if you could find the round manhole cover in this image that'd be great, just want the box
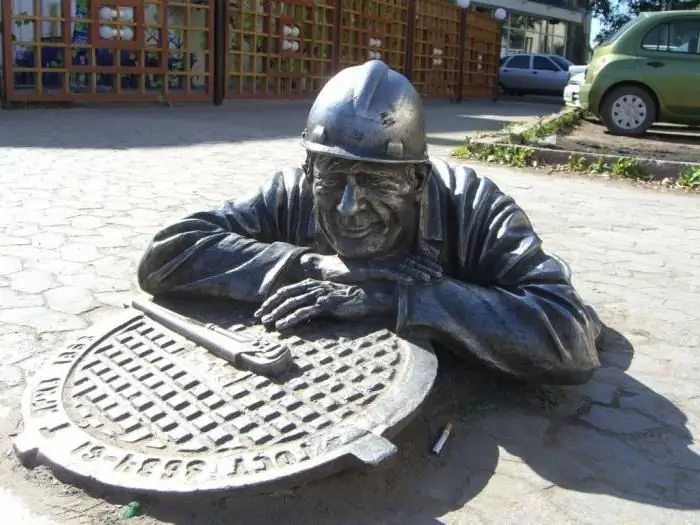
[14,297,437,495]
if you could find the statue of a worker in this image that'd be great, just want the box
[137,60,602,385]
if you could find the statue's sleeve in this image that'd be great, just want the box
[137,168,312,303]
[396,164,600,385]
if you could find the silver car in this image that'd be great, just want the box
[498,53,581,96]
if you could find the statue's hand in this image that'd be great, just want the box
[254,279,394,331]
[301,253,444,285]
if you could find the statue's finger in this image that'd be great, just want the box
[397,261,431,282]
[260,290,319,325]
[276,304,323,330]
[407,257,443,277]
[255,279,316,317]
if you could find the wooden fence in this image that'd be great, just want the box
[1,0,500,103]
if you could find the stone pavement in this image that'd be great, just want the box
[0,100,698,525]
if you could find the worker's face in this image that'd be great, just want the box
[311,155,423,259]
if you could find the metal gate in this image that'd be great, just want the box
[338,0,408,75]
[224,0,336,99]
[412,0,460,99]
[1,0,213,102]
[2,0,501,104]
[462,10,499,100]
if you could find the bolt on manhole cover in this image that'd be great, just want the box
[14,297,437,495]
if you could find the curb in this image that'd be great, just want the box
[461,139,700,182]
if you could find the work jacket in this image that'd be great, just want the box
[138,158,601,385]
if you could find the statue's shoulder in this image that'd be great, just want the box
[428,157,486,195]
[263,165,309,192]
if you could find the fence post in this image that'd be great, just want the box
[405,0,417,81]
[332,0,342,73]
[213,0,226,105]
[1,0,12,106]
[456,6,467,103]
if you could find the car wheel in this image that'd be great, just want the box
[601,85,656,136]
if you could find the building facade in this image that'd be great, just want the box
[473,0,591,63]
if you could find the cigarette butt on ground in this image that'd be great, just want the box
[431,422,453,455]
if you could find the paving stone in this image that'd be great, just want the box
[9,270,56,294]
[7,224,41,237]
[91,255,135,278]
[0,235,30,246]
[581,405,662,434]
[94,291,132,308]
[59,243,103,263]
[30,232,66,250]
[0,256,22,276]
[0,365,24,388]
[0,325,42,365]
[56,272,131,293]
[43,286,98,315]
[0,288,46,309]
[0,306,87,332]
[0,103,698,524]
[69,216,105,230]
[24,259,85,276]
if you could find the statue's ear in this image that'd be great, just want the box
[303,153,314,183]
[414,162,432,196]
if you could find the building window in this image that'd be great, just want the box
[501,13,570,58]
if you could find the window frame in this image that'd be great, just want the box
[640,19,700,55]
[503,54,532,69]
[549,55,573,70]
[533,55,561,71]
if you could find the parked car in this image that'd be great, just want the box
[563,71,586,106]
[570,10,700,136]
[498,53,584,96]
[567,64,587,81]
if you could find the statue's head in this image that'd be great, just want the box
[301,60,431,259]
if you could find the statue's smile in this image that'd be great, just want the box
[334,214,383,239]
[337,225,373,239]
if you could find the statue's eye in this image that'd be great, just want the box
[315,175,344,189]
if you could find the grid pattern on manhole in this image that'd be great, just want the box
[64,315,403,455]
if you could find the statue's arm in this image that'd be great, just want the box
[137,169,311,303]
[396,165,600,385]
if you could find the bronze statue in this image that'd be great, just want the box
[137,60,602,385]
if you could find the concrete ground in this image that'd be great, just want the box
[0,99,698,525]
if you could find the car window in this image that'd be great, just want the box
[641,19,700,54]
[499,56,509,66]
[504,55,530,69]
[533,56,560,71]
[550,55,573,70]
[600,17,639,46]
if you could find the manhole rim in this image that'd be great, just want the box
[15,306,438,495]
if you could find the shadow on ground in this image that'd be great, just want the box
[0,100,561,151]
[12,319,695,524]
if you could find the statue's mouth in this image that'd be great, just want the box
[338,226,373,239]
[335,215,380,239]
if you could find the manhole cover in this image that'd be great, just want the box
[14,297,437,495]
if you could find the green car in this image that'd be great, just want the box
[569,10,700,136]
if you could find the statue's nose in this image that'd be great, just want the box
[337,179,362,216]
